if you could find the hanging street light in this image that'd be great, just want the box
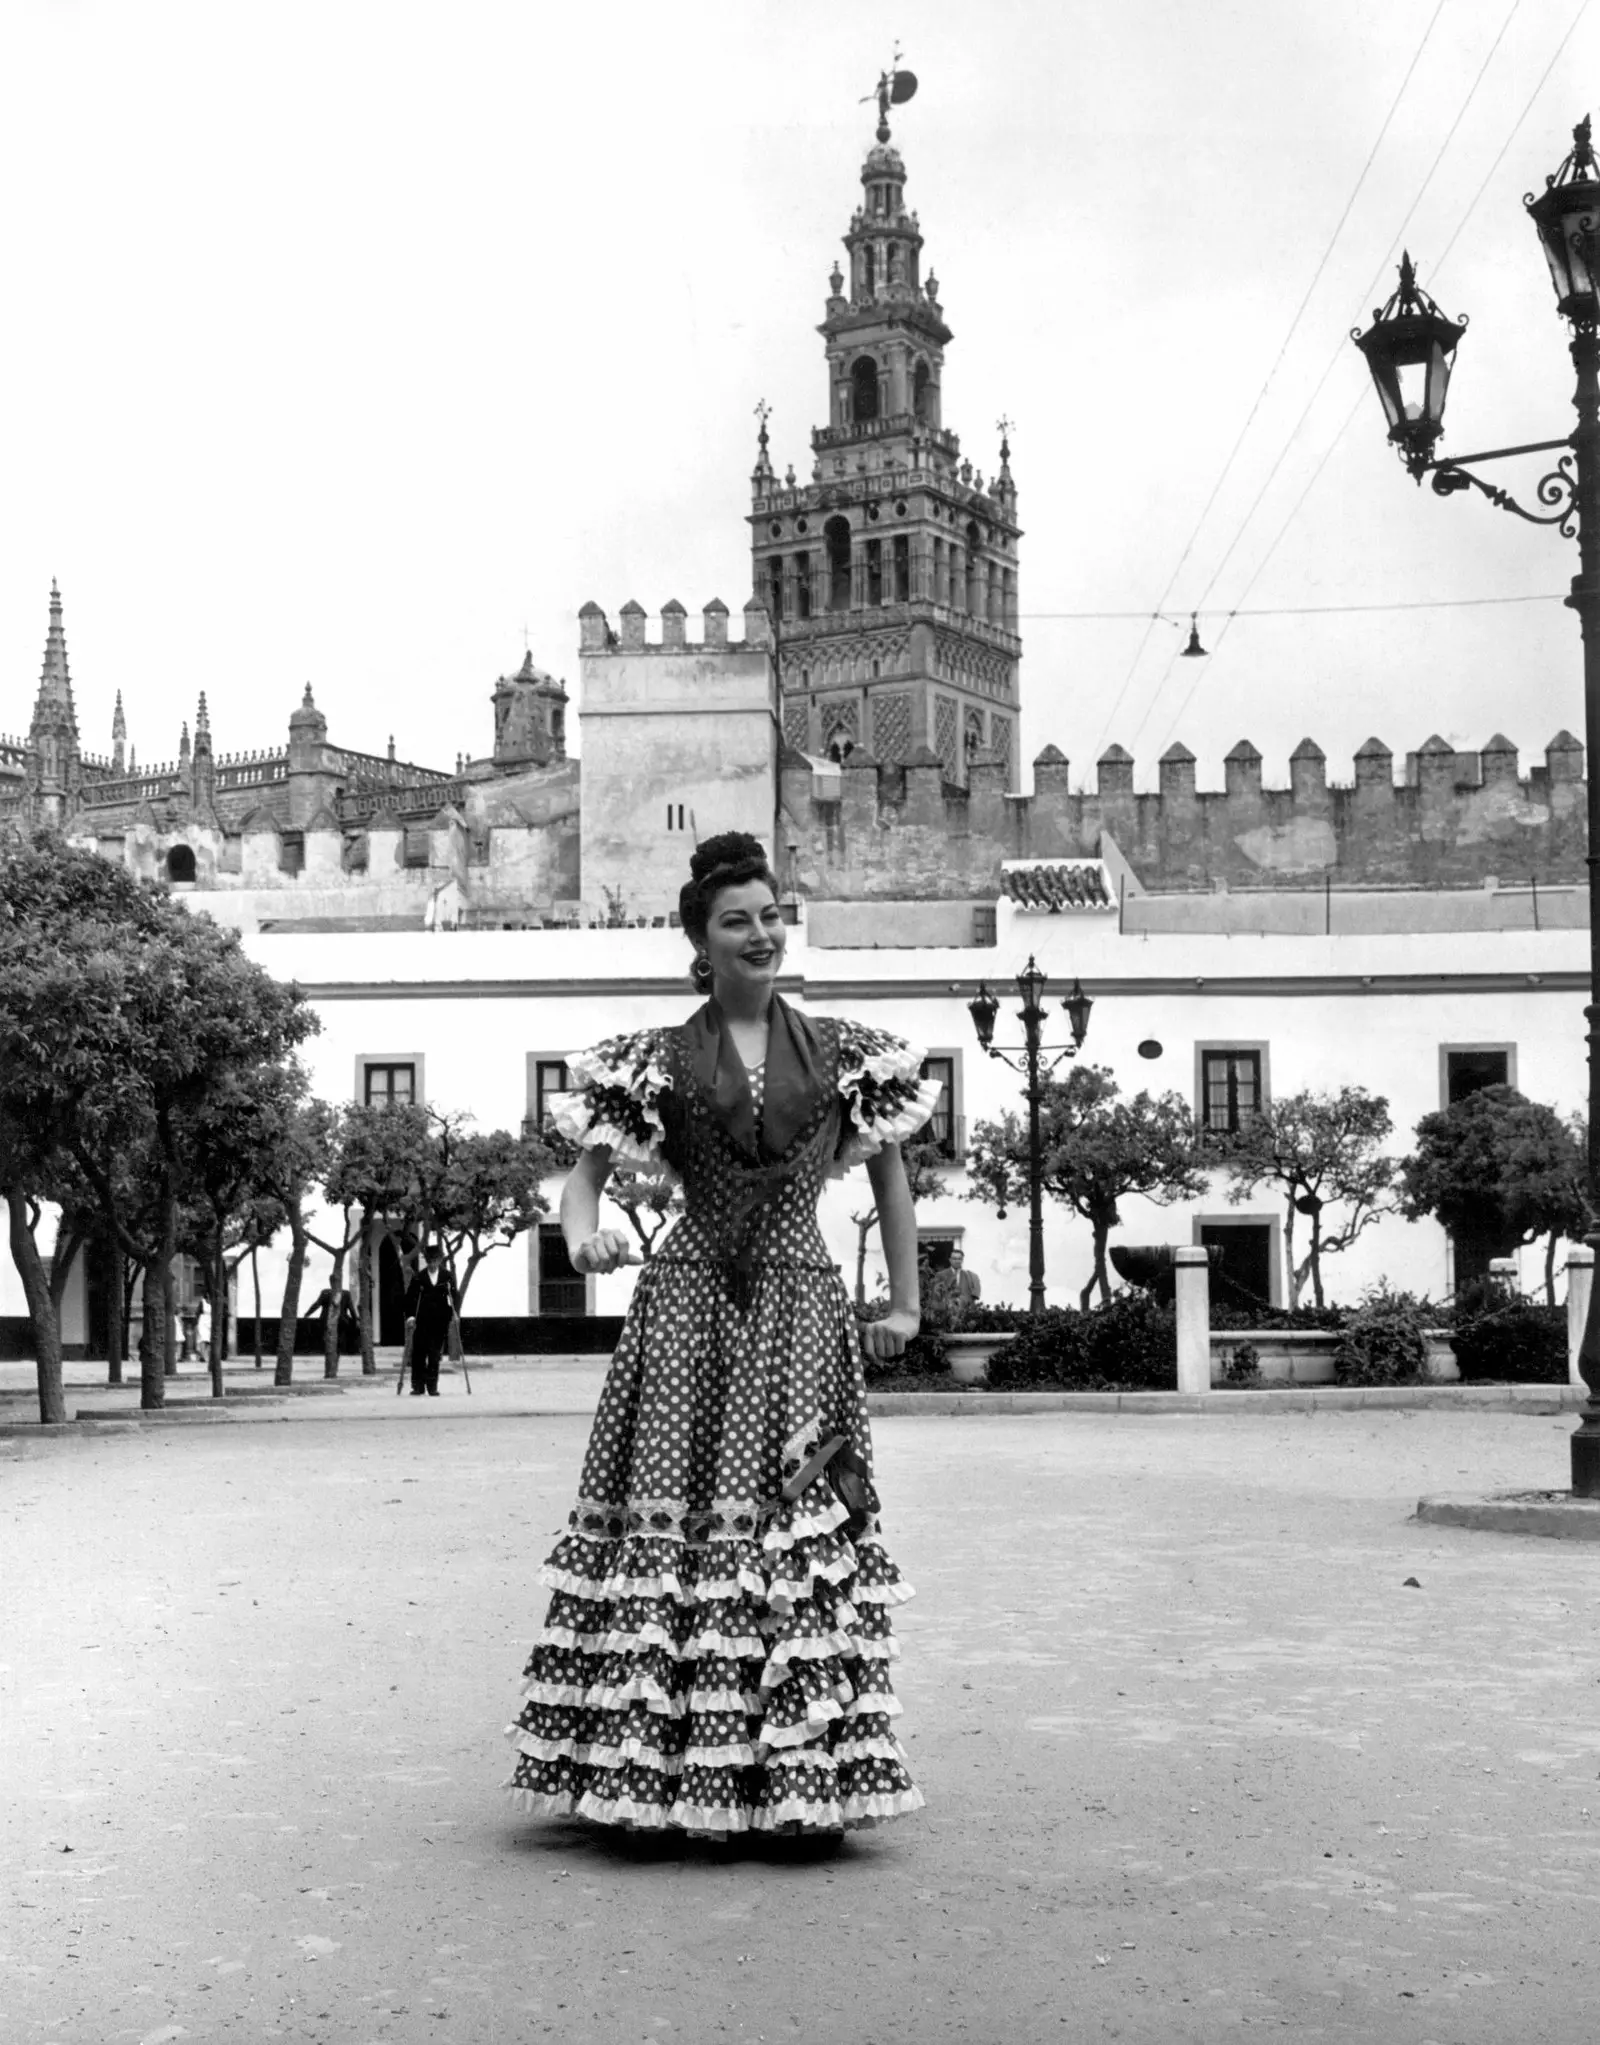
[1351,115,1600,1497]
[967,955,1094,1316]
[1351,252,1468,480]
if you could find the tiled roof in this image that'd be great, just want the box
[1000,860,1115,912]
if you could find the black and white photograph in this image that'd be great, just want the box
[4,1,1600,2038]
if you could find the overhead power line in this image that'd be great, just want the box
[1024,592,1566,621]
[1089,0,1449,755]
[1183,0,1525,627]
[1145,0,1591,753]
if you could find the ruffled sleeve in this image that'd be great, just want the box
[548,1031,671,1167]
[833,1020,946,1172]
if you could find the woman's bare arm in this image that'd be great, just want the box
[560,1144,633,1274]
[861,1142,921,1358]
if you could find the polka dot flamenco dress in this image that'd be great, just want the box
[504,1009,942,1836]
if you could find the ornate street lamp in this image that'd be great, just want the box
[1527,115,1600,322]
[968,955,1093,1315]
[1351,252,1467,479]
[1352,115,1600,1497]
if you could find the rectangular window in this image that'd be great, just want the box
[921,1054,958,1158]
[866,538,883,607]
[1200,1049,1262,1135]
[363,1062,416,1108]
[538,1223,587,1317]
[1442,1045,1513,1107]
[533,1057,570,1137]
[795,553,812,620]
[892,534,910,603]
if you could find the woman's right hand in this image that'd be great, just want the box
[570,1229,635,1275]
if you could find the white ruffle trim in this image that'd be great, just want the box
[504,1782,923,1834]
[832,1071,946,1172]
[548,1034,670,1164]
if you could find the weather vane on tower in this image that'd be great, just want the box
[863,44,917,143]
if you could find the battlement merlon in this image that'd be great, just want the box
[578,600,774,657]
[779,729,1593,898]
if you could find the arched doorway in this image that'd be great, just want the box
[378,1233,409,1346]
[166,844,197,883]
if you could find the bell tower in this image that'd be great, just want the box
[748,90,1020,786]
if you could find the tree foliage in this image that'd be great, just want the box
[1215,1085,1396,1308]
[1399,1084,1587,1301]
[966,1064,1204,1309]
[435,1126,554,1306]
[0,835,318,1412]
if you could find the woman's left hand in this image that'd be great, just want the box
[859,1308,919,1361]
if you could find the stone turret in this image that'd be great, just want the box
[492,650,568,770]
[286,683,338,827]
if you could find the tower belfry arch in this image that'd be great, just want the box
[748,77,1021,787]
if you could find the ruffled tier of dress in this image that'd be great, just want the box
[504,1485,923,1834]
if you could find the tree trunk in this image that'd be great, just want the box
[140,1258,165,1410]
[323,1245,347,1379]
[1282,1203,1299,1309]
[105,1237,125,1386]
[210,1226,227,1400]
[1309,1210,1325,1310]
[158,1192,179,1377]
[853,1212,876,1310]
[1086,1218,1113,1310]
[250,1245,263,1367]
[358,1212,377,1376]
[1546,1230,1560,1307]
[275,1216,308,1387]
[7,1191,65,1425]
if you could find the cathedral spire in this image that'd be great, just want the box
[24,580,84,826]
[32,580,78,731]
[112,689,127,774]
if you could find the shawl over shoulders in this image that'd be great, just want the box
[549,1015,942,1172]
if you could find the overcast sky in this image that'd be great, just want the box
[3,0,1597,796]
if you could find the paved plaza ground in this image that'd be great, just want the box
[3,1382,1598,2044]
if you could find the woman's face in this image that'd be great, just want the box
[702,878,785,994]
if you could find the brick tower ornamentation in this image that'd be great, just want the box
[24,580,84,827]
[748,93,1020,786]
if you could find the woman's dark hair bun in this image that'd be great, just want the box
[689,831,768,883]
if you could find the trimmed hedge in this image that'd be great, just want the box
[1450,1293,1566,1383]
[987,1295,1176,1391]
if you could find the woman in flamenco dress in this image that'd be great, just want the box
[505,832,941,1836]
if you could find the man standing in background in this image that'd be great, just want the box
[403,1244,457,1397]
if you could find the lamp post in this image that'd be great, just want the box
[1352,115,1600,1497]
[967,958,1093,1315]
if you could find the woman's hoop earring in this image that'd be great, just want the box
[691,952,714,993]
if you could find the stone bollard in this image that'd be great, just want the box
[1174,1246,1211,1396]
[1488,1256,1519,1295]
[1566,1246,1594,1390]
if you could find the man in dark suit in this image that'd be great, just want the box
[403,1244,458,1396]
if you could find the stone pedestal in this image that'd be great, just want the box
[1567,1246,1594,1390]
[1174,1246,1210,1397]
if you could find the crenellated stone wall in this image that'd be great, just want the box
[781,729,1590,901]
